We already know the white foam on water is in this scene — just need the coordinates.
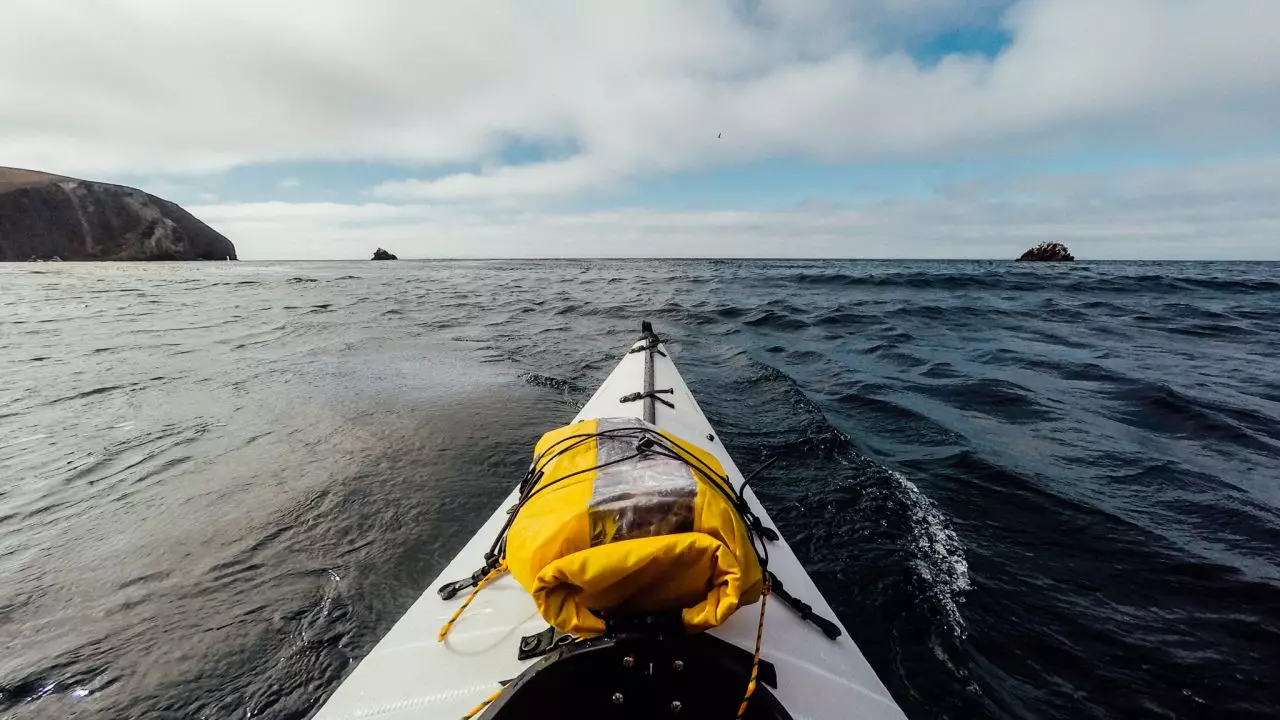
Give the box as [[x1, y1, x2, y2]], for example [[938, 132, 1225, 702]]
[[890, 470, 971, 638], [319, 569, 342, 619], [0, 433, 52, 450]]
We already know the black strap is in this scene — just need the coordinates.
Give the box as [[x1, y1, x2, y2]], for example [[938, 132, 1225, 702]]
[[750, 515, 780, 542], [628, 343, 667, 357], [629, 321, 665, 355], [599, 608, 686, 637], [635, 320, 663, 423], [768, 573, 842, 640], [619, 389, 675, 409]]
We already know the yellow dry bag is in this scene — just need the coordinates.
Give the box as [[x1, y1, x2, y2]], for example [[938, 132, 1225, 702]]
[[504, 417, 764, 636]]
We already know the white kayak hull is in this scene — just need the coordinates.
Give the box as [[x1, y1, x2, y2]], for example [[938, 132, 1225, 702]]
[[312, 329, 906, 720]]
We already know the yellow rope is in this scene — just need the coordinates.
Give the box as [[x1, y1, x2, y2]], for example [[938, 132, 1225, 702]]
[[460, 687, 504, 720], [736, 579, 771, 719], [438, 563, 507, 643]]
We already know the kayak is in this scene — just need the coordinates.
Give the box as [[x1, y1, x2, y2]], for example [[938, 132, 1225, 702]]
[[312, 324, 906, 720]]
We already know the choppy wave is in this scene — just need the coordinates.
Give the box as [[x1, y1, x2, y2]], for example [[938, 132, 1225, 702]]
[[1, 259, 1278, 720]]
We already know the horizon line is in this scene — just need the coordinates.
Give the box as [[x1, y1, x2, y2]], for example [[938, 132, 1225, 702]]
[[228, 257, 1280, 263]]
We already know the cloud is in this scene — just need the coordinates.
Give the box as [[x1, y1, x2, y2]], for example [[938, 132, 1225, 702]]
[[370, 156, 616, 202], [277, 177, 301, 189], [197, 155, 1280, 261], [2, 0, 1277, 202]]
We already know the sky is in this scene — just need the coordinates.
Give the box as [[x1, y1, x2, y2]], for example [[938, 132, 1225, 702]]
[[2, 0, 1278, 260]]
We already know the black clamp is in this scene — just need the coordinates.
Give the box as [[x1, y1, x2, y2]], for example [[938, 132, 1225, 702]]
[[518, 626, 577, 660], [437, 558, 501, 601]]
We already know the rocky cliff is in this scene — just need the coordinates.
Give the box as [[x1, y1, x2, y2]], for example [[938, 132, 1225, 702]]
[[1017, 242, 1075, 262], [0, 168, 236, 261]]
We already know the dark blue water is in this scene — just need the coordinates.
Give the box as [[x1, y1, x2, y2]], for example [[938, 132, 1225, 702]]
[[2, 260, 1278, 719]]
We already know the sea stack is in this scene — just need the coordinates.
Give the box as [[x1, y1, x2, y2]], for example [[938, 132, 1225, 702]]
[[1017, 242, 1075, 262], [371, 248, 398, 260], [0, 167, 236, 261]]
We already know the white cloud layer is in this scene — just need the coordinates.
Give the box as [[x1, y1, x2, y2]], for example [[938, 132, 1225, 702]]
[[198, 155, 1280, 260], [2, 1, 1278, 257], [2, 1, 1278, 187]]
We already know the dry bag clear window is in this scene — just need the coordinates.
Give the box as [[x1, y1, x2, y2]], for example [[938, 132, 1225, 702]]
[[588, 418, 696, 546]]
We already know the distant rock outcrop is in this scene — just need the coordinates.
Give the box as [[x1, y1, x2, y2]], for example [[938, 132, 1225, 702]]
[[371, 248, 398, 261], [0, 167, 236, 262], [1017, 242, 1075, 262]]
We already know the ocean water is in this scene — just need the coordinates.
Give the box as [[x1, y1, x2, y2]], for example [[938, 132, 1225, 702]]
[[1, 259, 1278, 720]]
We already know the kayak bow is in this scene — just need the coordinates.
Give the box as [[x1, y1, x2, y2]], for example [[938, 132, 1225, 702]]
[[312, 323, 906, 720]]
